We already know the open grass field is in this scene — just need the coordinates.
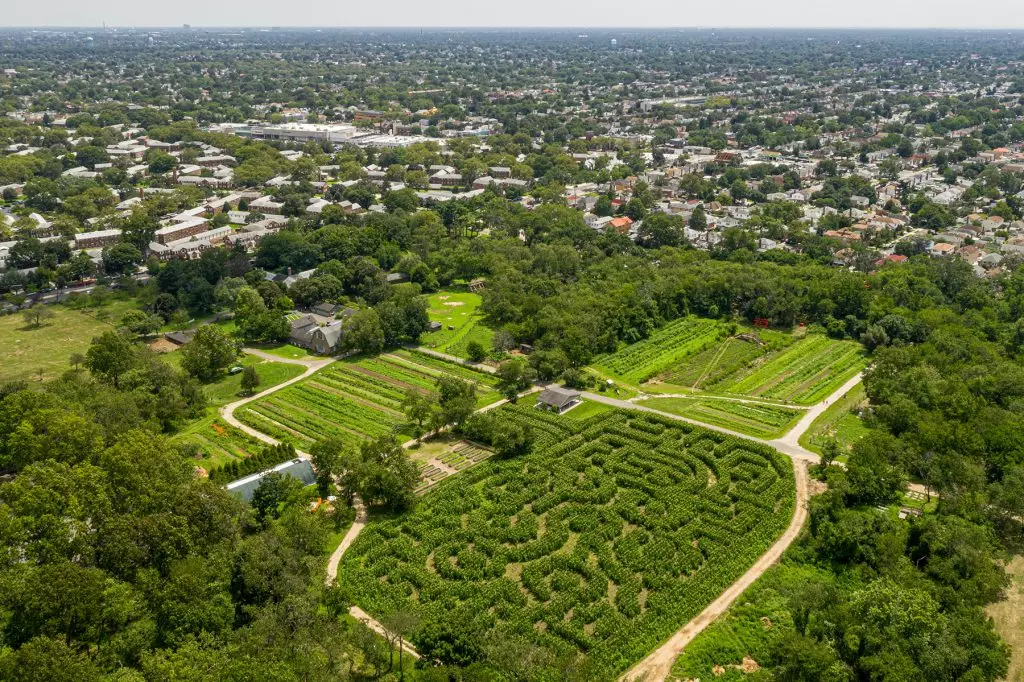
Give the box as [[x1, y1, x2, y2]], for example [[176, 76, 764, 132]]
[[420, 289, 495, 359], [236, 349, 502, 450], [339, 405, 795, 680], [0, 298, 139, 383], [202, 355, 305, 406], [638, 397, 804, 440], [592, 316, 728, 384], [718, 334, 866, 405], [799, 383, 871, 455], [649, 329, 795, 392]]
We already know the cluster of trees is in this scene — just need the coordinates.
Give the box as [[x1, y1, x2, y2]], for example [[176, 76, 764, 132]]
[[311, 435, 419, 513]]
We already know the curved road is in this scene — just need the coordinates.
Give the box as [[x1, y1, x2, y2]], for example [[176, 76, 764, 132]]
[[219, 349, 335, 452]]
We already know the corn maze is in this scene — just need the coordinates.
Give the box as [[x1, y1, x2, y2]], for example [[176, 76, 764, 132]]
[[340, 406, 795, 679], [236, 351, 501, 450]]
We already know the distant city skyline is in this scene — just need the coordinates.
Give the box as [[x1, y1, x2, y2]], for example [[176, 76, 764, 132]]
[[2, 0, 1023, 30]]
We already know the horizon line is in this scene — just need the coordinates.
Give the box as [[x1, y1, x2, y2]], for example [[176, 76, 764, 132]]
[[2, 25, 1024, 31]]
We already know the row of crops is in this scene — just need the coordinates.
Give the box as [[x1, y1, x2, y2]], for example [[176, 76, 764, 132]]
[[339, 407, 795, 680], [593, 316, 727, 383], [721, 335, 866, 405], [174, 418, 267, 469], [638, 397, 804, 440], [236, 351, 502, 451], [657, 330, 796, 390]]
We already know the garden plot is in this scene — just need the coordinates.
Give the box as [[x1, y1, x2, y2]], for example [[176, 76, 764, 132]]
[[654, 330, 795, 391], [592, 316, 728, 384], [638, 397, 803, 440], [719, 335, 866, 405], [340, 406, 794, 680], [236, 351, 502, 449]]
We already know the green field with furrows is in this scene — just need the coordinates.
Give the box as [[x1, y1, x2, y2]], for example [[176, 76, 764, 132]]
[[236, 350, 502, 449], [638, 397, 804, 439], [719, 335, 866, 405], [340, 406, 795, 680], [654, 330, 796, 390], [593, 316, 728, 383]]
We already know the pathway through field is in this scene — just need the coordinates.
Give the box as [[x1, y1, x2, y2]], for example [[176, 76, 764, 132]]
[[613, 373, 863, 682], [226, 346, 867, 682]]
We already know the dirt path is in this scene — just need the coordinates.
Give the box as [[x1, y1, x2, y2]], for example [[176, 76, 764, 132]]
[[622, 458, 809, 682], [615, 374, 864, 681], [412, 346, 498, 374], [218, 350, 334, 452], [325, 498, 367, 585]]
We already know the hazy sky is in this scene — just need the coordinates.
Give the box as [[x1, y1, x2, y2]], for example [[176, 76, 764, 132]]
[[2, 0, 1023, 29]]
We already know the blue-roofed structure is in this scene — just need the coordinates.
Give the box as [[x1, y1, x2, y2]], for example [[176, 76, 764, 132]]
[[225, 458, 317, 502]]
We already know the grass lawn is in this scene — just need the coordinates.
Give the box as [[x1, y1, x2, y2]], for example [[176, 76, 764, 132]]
[[638, 396, 803, 439], [405, 433, 463, 461], [201, 354, 305, 407], [564, 398, 615, 420], [420, 288, 495, 359], [0, 298, 139, 383], [256, 342, 312, 361], [799, 383, 870, 455]]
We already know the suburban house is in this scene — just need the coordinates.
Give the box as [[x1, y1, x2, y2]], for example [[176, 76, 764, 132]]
[[536, 386, 582, 414]]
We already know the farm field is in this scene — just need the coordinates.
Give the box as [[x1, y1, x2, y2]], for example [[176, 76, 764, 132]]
[[339, 405, 795, 680], [649, 329, 796, 392], [592, 316, 728, 384], [718, 334, 866, 405], [236, 349, 502, 450], [638, 397, 804, 440], [420, 289, 495, 359], [174, 417, 268, 470], [799, 383, 871, 455], [0, 298, 139, 383]]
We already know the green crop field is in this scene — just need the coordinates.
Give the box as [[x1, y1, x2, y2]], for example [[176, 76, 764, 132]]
[[174, 417, 268, 470], [638, 397, 804, 440], [339, 405, 795, 680], [719, 335, 866, 405], [592, 316, 728, 384], [652, 330, 795, 391], [236, 350, 502, 450], [421, 289, 495, 359]]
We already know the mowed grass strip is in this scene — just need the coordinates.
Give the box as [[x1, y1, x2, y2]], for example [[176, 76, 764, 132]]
[[638, 397, 803, 439]]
